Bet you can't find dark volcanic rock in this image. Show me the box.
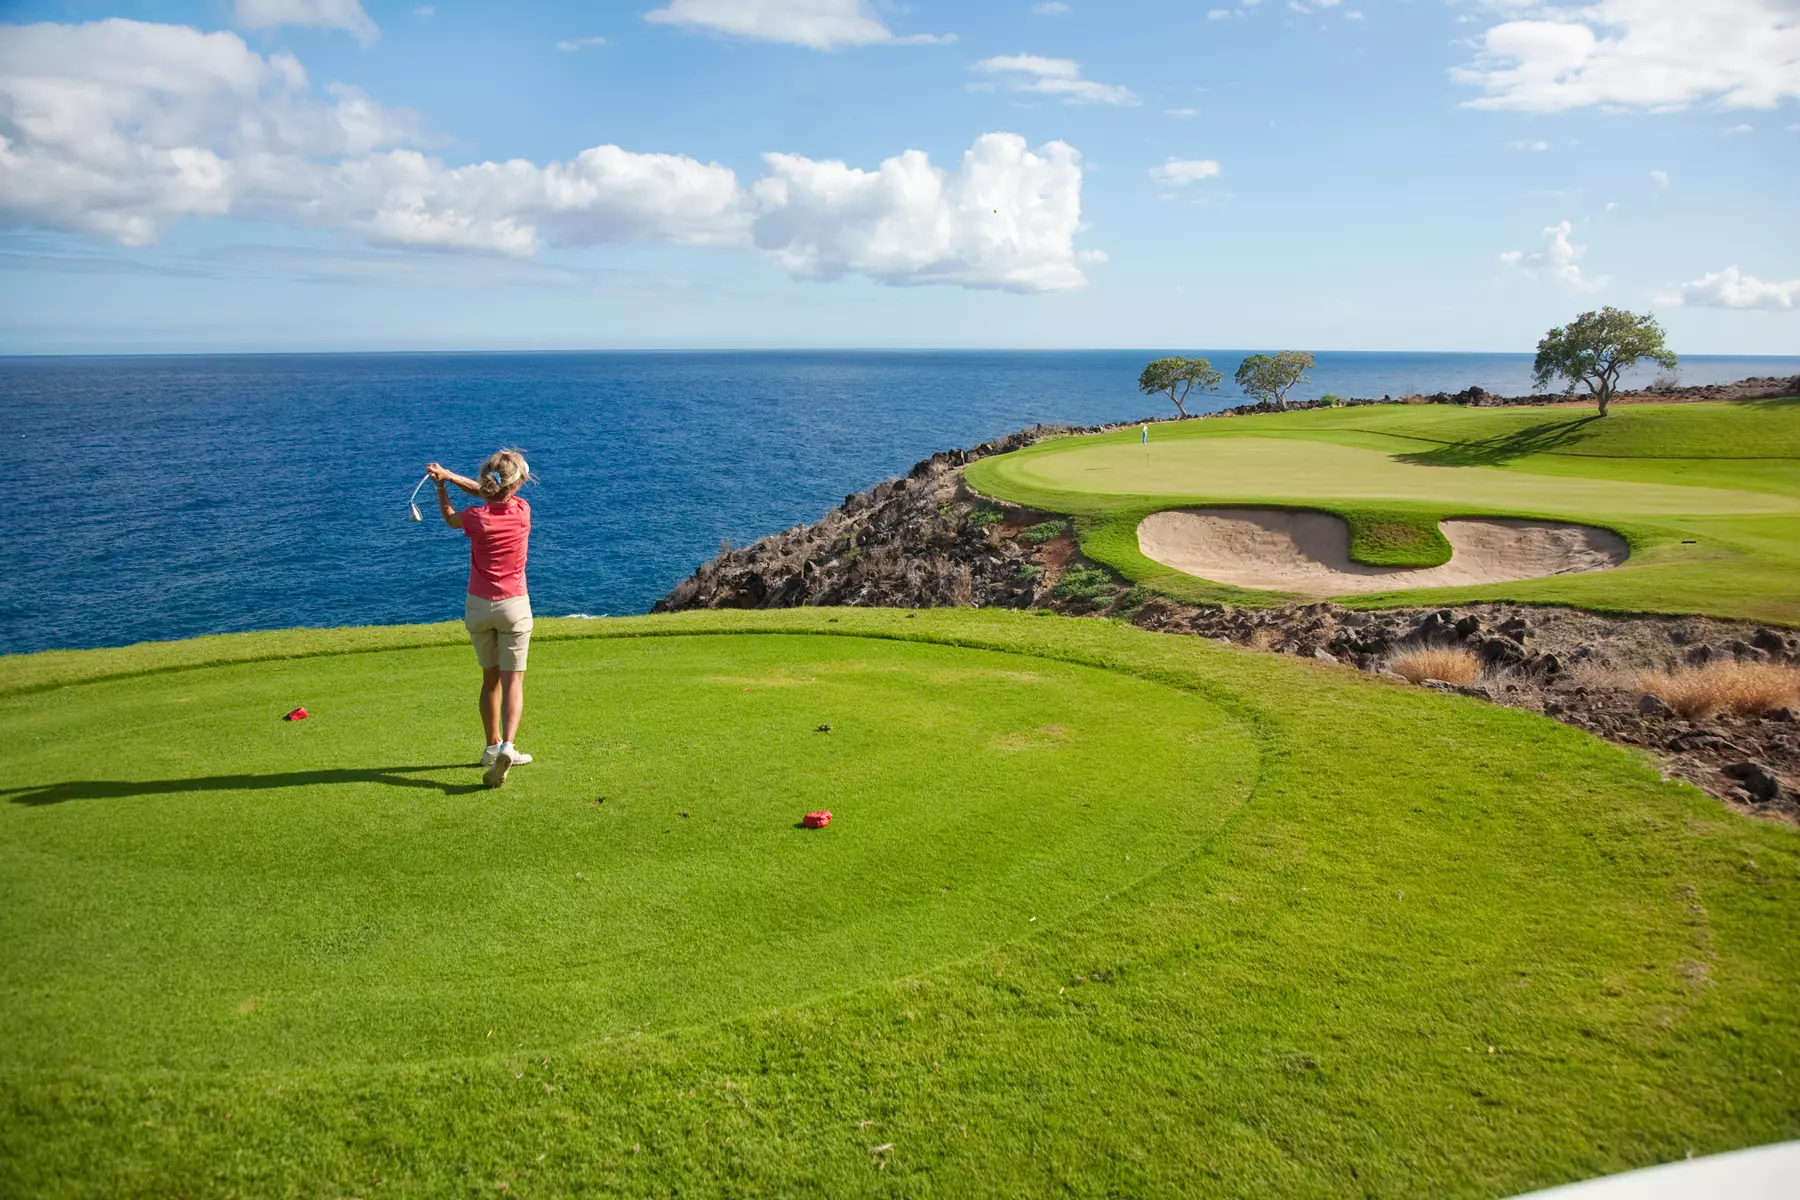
[1724,761,1782,803]
[1477,636,1527,668]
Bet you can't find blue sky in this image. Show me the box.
[0,0,1795,354]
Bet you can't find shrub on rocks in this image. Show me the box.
[1050,565,1119,605]
[1633,660,1800,719]
[1386,646,1483,686]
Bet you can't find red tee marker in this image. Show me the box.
[284,707,309,721]
[803,810,832,829]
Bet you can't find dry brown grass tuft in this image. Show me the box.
[1387,646,1482,686]
[1246,627,1281,652]
[1633,660,1800,718]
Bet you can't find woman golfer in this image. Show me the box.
[426,449,535,788]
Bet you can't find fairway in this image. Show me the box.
[3,608,1797,1197]
[966,400,1800,623]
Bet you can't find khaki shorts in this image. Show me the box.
[465,594,533,671]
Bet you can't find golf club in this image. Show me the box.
[407,473,430,522]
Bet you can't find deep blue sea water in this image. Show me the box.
[5,349,1797,656]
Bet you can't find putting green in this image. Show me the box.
[3,609,1798,1197]
[999,436,1796,517]
[966,400,1800,623]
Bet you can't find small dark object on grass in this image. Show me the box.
[803,810,832,829]
[284,707,308,721]
[816,723,832,732]
[680,811,689,819]
[592,798,605,805]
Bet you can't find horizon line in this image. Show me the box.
[5,347,1799,362]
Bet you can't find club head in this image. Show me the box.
[410,504,422,522]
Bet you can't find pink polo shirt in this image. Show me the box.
[461,496,530,600]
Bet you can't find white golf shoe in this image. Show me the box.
[481,744,533,767]
[482,742,532,788]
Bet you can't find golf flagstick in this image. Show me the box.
[407,474,431,522]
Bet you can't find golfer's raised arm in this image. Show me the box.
[434,479,463,528]
[426,462,483,496]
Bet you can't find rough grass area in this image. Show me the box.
[966,400,1800,624]
[1,608,1797,1197]
[1386,645,1482,685]
[1633,660,1800,719]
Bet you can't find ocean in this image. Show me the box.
[5,349,1797,656]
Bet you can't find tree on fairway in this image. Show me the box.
[1532,307,1677,416]
[1234,351,1315,409]
[1138,356,1223,417]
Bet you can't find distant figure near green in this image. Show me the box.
[426,449,537,788]
[1533,307,1678,417]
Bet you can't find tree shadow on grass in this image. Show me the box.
[2,765,486,806]
[1397,415,1603,467]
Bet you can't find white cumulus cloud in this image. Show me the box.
[0,19,1086,292]
[1148,158,1222,185]
[0,19,417,245]
[750,133,1090,292]
[232,0,379,45]
[643,0,950,50]
[1665,266,1799,311]
[972,54,1138,105]
[1451,0,1800,112]
[1499,219,1603,291]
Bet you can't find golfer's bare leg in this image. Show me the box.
[500,671,525,744]
[480,667,503,746]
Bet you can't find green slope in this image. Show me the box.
[2,609,1797,1197]
[965,400,1800,623]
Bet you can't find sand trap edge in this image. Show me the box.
[1136,507,1628,596]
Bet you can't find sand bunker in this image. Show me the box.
[1137,508,1628,596]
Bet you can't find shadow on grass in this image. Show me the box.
[1398,415,1603,467]
[3,765,485,805]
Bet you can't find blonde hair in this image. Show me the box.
[477,448,533,501]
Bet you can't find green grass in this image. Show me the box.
[2,608,1798,1196]
[967,400,1800,623]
